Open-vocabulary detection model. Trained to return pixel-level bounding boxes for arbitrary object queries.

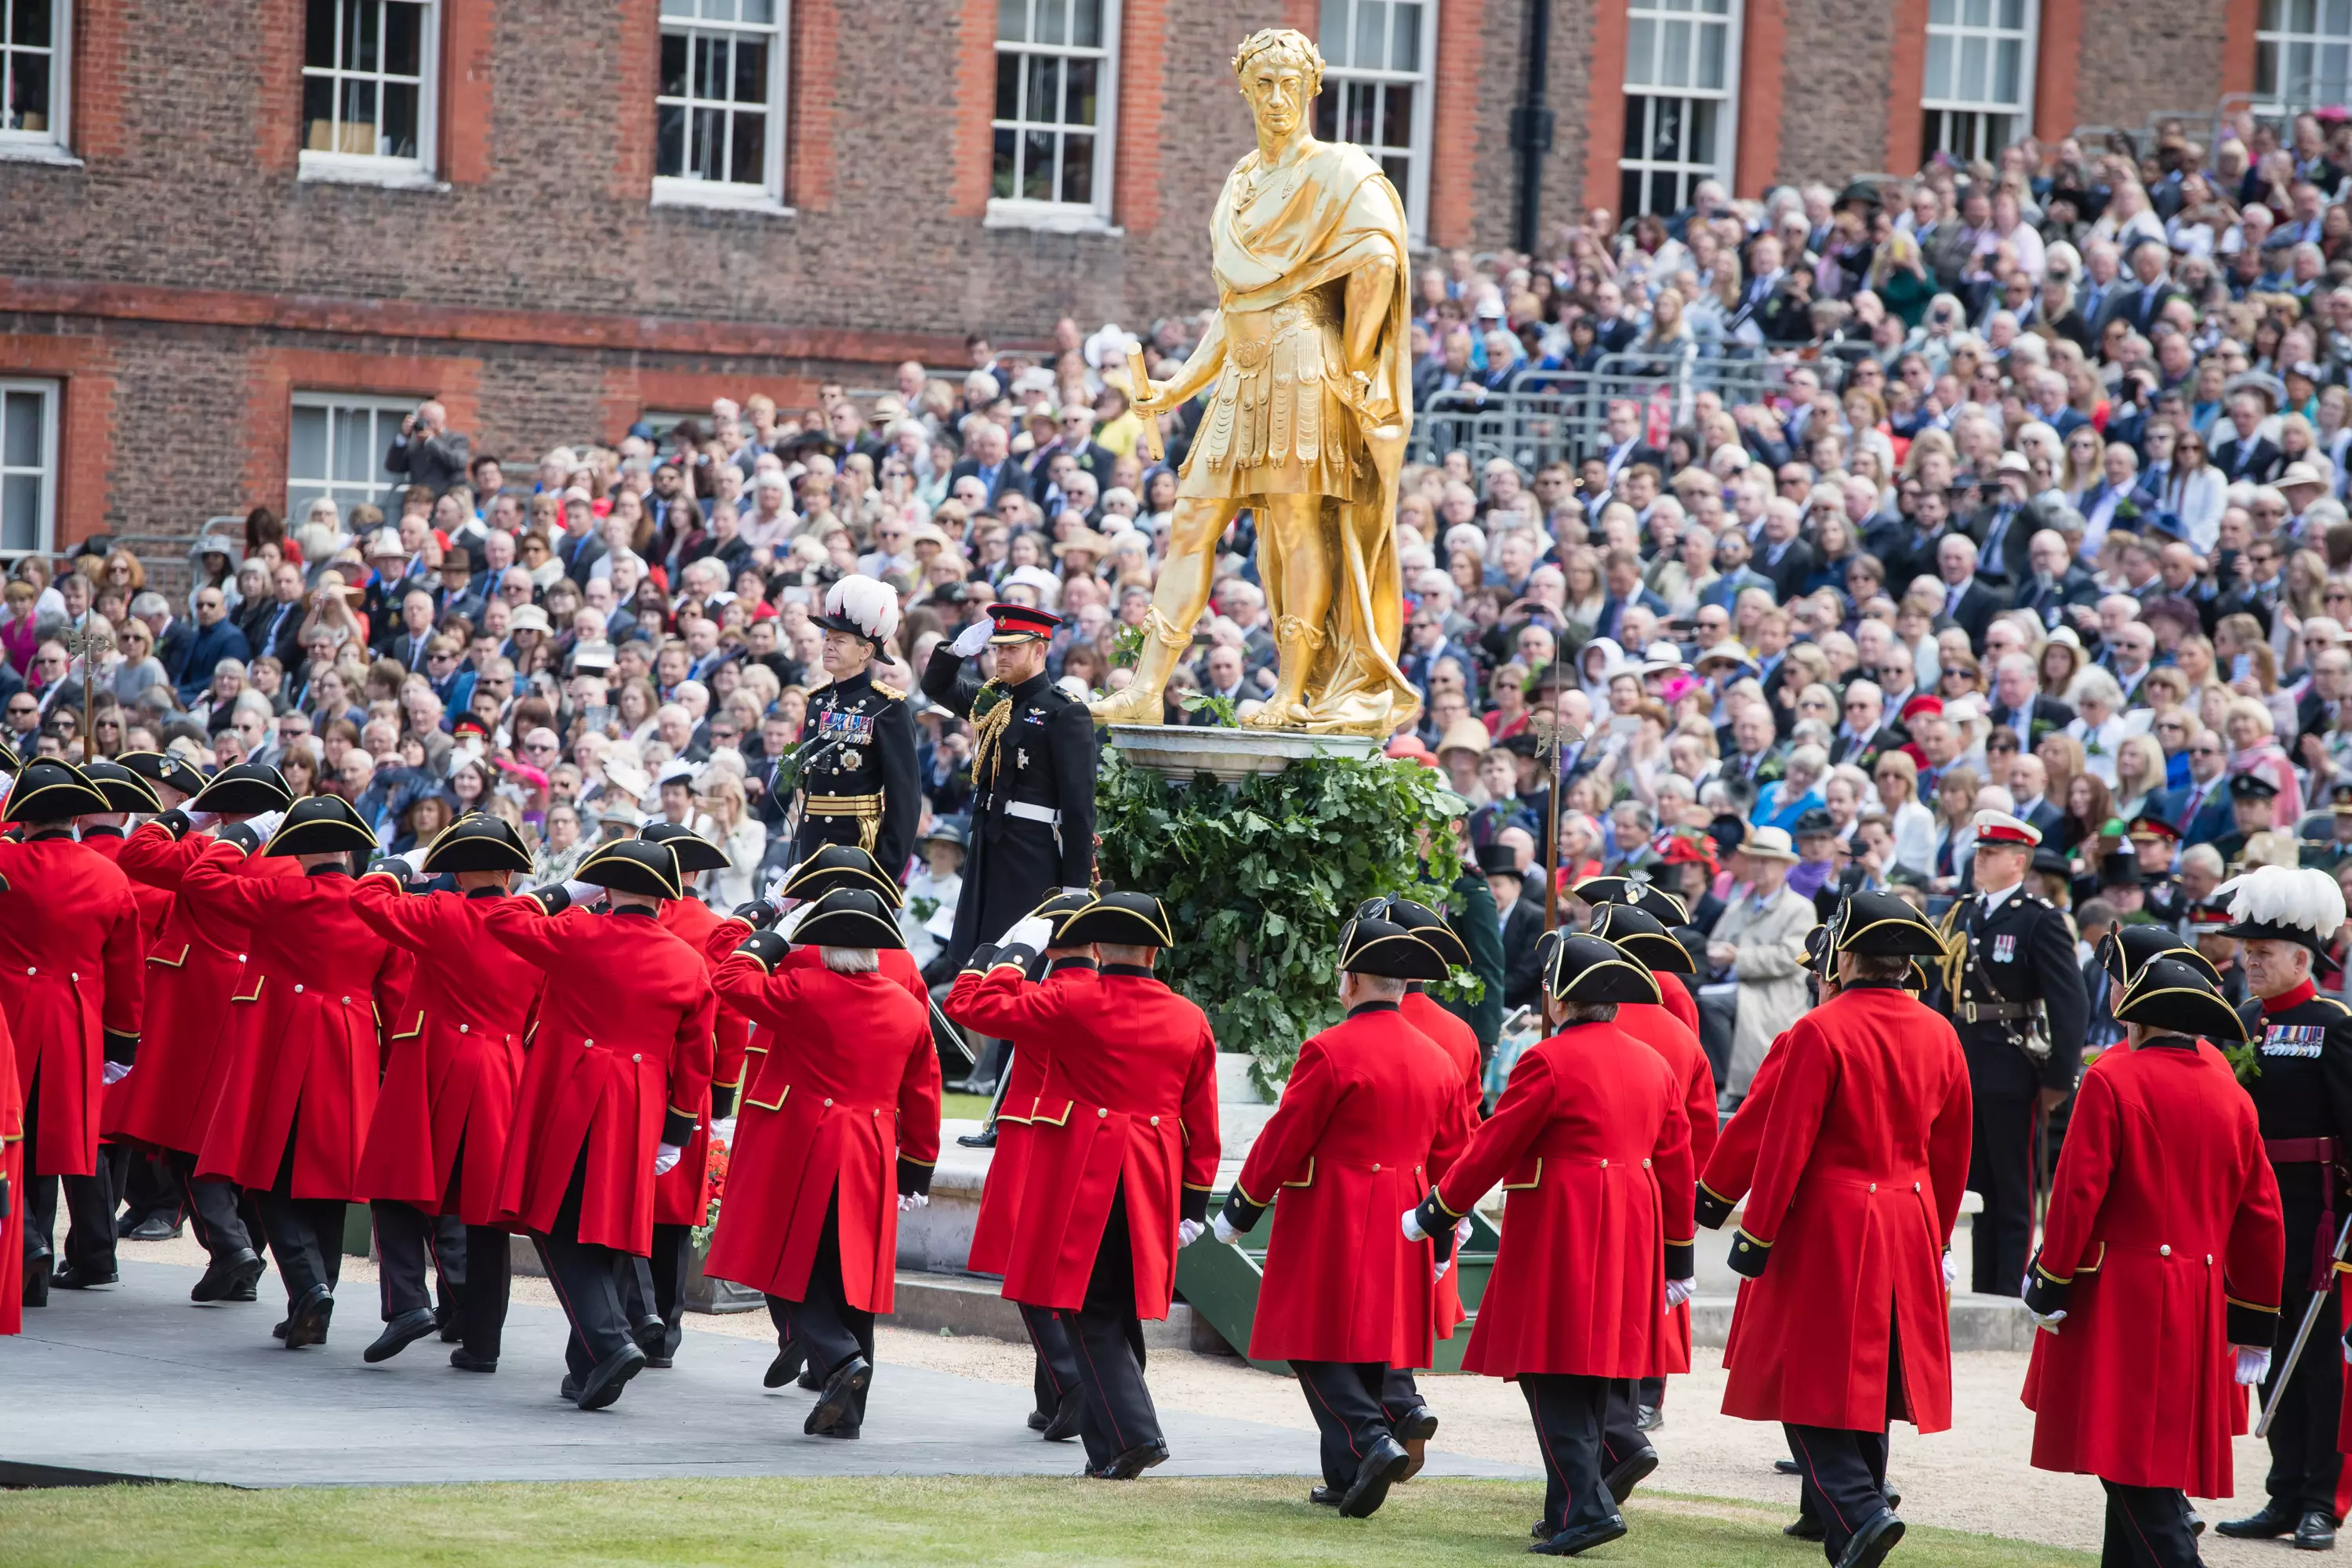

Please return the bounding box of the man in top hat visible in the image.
[1214,909,1475,1518]
[1716,891,1972,1568]
[109,762,297,1305]
[1483,843,1544,1012]
[768,575,917,884]
[2027,956,2282,1565]
[705,887,941,1439]
[181,796,397,1345]
[1933,810,2088,1298]
[347,814,543,1372]
[483,840,716,1410]
[2209,866,2352,1549]
[949,891,1221,1479]
[1406,933,1694,1557]
[0,762,147,1305]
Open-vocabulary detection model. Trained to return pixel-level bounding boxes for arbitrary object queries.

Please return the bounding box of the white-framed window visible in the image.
[1619,0,1741,219]
[1314,0,1436,240]
[300,0,440,187]
[2256,0,2352,119]
[989,0,1120,230]
[1920,0,2037,165]
[0,0,72,165]
[654,0,789,212]
[287,394,412,519]
[0,379,58,559]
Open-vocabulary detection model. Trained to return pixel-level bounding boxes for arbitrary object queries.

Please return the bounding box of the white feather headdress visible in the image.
[823,575,901,647]
[2218,863,2347,939]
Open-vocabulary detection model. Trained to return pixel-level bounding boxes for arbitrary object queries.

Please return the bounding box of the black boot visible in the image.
[2218,1502,2304,1540]
[191,1247,265,1304]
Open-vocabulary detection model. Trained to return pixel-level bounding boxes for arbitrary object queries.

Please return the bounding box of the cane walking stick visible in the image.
[2259,1212,2352,1439]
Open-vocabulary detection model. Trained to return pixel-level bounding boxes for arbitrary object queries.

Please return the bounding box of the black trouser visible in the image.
[256,1126,345,1307]
[1021,1300,1082,1417]
[2263,1203,2344,1520]
[2100,1480,2201,1568]
[768,1192,874,1428]
[1523,1373,1617,1537]
[372,1199,468,1320]
[160,1148,255,1260]
[20,1069,116,1276]
[1638,1374,1666,1410]
[1786,1425,1892,1563]
[532,1149,635,1380]
[1968,1090,2037,1295]
[110,1142,179,1232]
[623,1221,691,1359]
[1379,1366,1428,1426]
[1294,1359,1392,1491]
[1601,1377,1655,1491]
[1696,990,1736,1102]
[1052,1181,1162,1471]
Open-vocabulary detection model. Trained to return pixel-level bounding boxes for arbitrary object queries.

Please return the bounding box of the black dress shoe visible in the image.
[282,1285,335,1348]
[1602,1444,1658,1504]
[1773,1457,1802,1475]
[1635,1403,1663,1432]
[1025,1410,1051,1432]
[803,1356,871,1435]
[2219,1502,2304,1539]
[575,1343,648,1411]
[2297,1511,2338,1549]
[1040,1386,1084,1443]
[1391,1403,1436,1480]
[50,1262,118,1290]
[1530,1514,1628,1556]
[633,1316,666,1359]
[797,1363,825,1392]
[764,1344,808,1389]
[436,1305,462,1344]
[956,1127,999,1150]
[363,1307,439,1364]
[818,1423,861,1440]
[22,1258,50,1308]
[448,1348,499,1374]
[1785,1506,1825,1541]
[1309,1486,1341,1507]
[1883,1486,1901,1511]
[1835,1509,1905,1568]
[644,1352,674,1370]
[559,1374,581,1403]
[126,1214,181,1242]
[1087,1441,1169,1480]
[1338,1435,1411,1518]
[1530,1519,1552,1541]
[191,1247,264,1304]
[271,1319,289,1340]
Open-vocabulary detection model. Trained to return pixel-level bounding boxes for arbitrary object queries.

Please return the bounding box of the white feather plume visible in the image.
[2218,864,2348,938]
[825,575,901,646]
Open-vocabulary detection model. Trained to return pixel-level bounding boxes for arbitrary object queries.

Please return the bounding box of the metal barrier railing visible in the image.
[1406,350,1814,472]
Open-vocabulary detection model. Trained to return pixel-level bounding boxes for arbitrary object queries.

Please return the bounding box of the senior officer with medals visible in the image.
[769,575,917,883]
[2209,865,2352,1551]
[2024,957,2284,1568]
[1214,909,1473,1519]
[1933,809,2089,1298]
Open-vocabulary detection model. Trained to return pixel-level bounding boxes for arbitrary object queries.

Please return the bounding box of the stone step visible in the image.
[881,1269,1235,1356]
[1688,1290,2034,1352]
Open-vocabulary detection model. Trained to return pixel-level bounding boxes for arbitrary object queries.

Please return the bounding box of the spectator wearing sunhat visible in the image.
[1701,826,1820,1102]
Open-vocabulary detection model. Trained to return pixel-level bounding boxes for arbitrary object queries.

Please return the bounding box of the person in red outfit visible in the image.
[110,761,295,1305]
[2024,959,2284,1568]
[1407,932,1694,1557]
[948,888,1095,1443]
[350,814,542,1373]
[1,762,147,1305]
[948,891,1221,1481]
[1715,891,1973,1568]
[704,887,942,1439]
[482,838,716,1411]
[1574,875,1704,1036]
[183,795,397,1348]
[0,981,17,1337]
[1216,910,1474,1518]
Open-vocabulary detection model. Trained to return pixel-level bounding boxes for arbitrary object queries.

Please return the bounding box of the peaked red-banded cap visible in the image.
[1971,809,2042,848]
[987,603,1064,644]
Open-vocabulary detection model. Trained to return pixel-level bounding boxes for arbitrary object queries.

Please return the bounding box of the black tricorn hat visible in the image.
[116,749,206,800]
[189,762,294,816]
[1542,931,1663,1006]
[78,759,162,815]
[0,734,18,773]
[1061,891,1174,949]
[1356,894,1472,971]
[1588,902,1695,974]
[781,844,902,908]
[575,838,684,901]
[2098,852,2143,888]
[4,760,109,823]
[421,812,532,876]
[266,794,378,857]
[640,820,730,875]
[1337,915,1451,982]
[1829,890,1949,958]
[1570,873,1690,925]
[793,887,906,950]
[2096,923,2221,988]
[1029,888,1097,943]
[2114,956,2249,1044]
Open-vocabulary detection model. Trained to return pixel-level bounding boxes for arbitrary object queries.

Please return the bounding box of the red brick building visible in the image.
[0,0,2298,554]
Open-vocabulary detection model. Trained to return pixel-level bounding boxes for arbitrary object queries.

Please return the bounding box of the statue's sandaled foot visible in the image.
[1089,684,1167,724]
[1243,697,1309,730]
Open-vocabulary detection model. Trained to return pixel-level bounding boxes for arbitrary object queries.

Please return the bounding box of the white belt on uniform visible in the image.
[1005,801,1062,826]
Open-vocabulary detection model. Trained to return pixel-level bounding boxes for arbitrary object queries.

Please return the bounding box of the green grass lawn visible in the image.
[0,1476,2091,1566]
[942,1091,995,1121]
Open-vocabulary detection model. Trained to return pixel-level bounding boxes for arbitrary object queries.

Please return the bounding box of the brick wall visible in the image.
[1777,0,1896,183]
[2069,0,2231,135]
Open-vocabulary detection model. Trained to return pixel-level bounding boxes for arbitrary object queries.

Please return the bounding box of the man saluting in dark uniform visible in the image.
[765,575,917,884]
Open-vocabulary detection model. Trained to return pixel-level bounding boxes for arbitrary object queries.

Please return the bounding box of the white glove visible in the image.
[898,1192,931,1213]
[710,1116,737,1144]
[186,808,219,830]
[382,850,424,880]
[1402,1207,1429,1243]
[1664,1277,1696,1311]
[1061,886,1091,897]
[0,768,13,794]
[561,879,606,907]
[1942,1250,1958,1290]
[244,809,285,840]
[1455,1216,1475,1249]
[1434,1251,1455,1281]
[1177,1218,1205,1247]
[2236,1347,2273,1386]
[652,1142,682,1175]
[1000,915,1054,952]
[2026,1302,2067,1333]
[103,1062,132,1085]
[949,619,995,658]
[1212,1212,1241,1246]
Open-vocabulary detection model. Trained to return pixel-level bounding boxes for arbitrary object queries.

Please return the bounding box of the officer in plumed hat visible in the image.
[764,575,917,884]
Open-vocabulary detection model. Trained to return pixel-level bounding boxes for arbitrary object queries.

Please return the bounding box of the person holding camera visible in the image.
[385,401,472,499]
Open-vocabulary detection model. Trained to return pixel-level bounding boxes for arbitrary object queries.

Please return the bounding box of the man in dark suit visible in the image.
[2011,527,2101,634]
[1985,654,2076,755]
[175,586,252,707]
[384,585,442,676]
[946,418,1034,508]
[238,557,311,669]
[1592,399,1666,495]
[2173,727,2235,845]
[1933,532,2008,649]
[433,549,488,630]
[1593,548,1668,644]
[2095,238,2187,339]
[1483,845,1545,1013]
[2212,387,2285,485]
[133,593,196,690]
[1829,680,1896,771]
[554,493,608,586]
[1754,499,1816,602]
[1965,453,2045,590]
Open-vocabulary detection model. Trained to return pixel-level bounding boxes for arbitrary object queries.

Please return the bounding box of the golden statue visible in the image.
[1092,27,1419,737]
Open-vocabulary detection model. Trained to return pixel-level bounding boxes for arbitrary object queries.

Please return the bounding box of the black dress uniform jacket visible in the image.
[1939,886,2090,1102]
[775,666,918,881]
[921,652,1098,964]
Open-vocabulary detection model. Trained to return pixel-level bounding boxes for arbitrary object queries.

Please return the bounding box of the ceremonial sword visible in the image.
[2258,1211,2352,1439]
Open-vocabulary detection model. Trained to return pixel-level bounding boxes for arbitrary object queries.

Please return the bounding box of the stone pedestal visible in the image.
[1108,724,1381,785]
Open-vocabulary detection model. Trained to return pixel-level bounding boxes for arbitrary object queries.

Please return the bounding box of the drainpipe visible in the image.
[1510,0,1555,252]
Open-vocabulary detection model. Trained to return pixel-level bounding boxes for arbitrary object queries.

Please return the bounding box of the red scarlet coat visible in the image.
[1616,999,1719,1374]
[948,963,1219,1316]
[1653,971,1702,1037]
[705,920,924,1078]
[1402,986,1483,1338]
[1699,1024,1795,1219]
[1,1004,20,1336]
[0,834,147,1177]
[1234,1004,1472,1366]
[1434,1020,1693,1378]
[484,902,716,1254]
[703,952,941,1312]
[2022,1036,2282,1496]
[76,829,173,939]
[107,821,301,1152]
[1720,983,1973,1433]
[953,955,1097,1276]
[651,898,751,1228]
[184,844,400,1200]
[348,876,543,1224]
